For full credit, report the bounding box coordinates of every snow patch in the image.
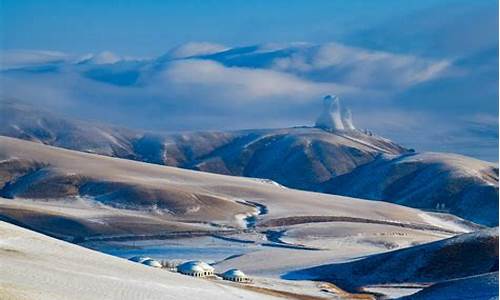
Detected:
[419,213,471,233]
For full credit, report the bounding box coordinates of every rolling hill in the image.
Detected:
[1,99,498,226]
[0,220,281,300]
[325,152,499,226]
[284,228,498,292]
[399,272,499,300]
[0,135,473,242]
[0,135,486,300]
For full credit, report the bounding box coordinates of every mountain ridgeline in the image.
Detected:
[0,98,498,226]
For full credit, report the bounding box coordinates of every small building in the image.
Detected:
[221,269,250,282]
[142,258,163,268]
[129,256,152,263]
[177,261,214,277]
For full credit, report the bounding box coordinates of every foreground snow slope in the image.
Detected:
[0,221,280,300]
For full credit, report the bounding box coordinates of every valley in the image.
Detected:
[0,135,494,299]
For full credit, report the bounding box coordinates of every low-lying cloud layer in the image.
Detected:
[273,43,452,89]
[0,40,497,161]
[162,58,353,102]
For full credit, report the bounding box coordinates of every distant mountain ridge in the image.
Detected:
[0,98,407,191]
[0,99,497,226]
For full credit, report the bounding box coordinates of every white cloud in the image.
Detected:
[167,42,229,59]
[0,42,494,160]
[161,59,357,102]
[0,50,71,70]
[272,43,452,89]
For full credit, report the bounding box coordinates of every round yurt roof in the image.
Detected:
[142,259,162,268]
[222,269,247,278]
[184,264,205,273]
[177,260,213,273]
[197,261,214,272]
[129,256,151,263]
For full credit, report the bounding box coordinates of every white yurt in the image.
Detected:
[129,256,152,263]
[221,269,249,282]
[177,261,214,277]
[142,259,162,268]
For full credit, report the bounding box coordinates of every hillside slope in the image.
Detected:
[326,153,499,226]
[0,220,280,300]
[0,136,485,299]
[399,272,499,300]
[284,228,498,291]
[0,99,406,191]
[1,100,497,226]
[0,136,476,241]
[0,99,139,157]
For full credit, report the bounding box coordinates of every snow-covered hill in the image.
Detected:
[0,136,486,300]
[1,99,497,226]
[0,220,281,300]
[326,152,499,226]
[1,136,472,241]
[0,99,138,157]
[284,228,498,292]
[399,272,499,300]
[0,98,407,191]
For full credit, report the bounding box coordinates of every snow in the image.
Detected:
[400,272,499,300]
[251,178,286,188]
[281,227,497,299]
[0,221,281,300]
[362,285,425,298]
[337,133,393,153]
[0,221,383,299]
[418,213,472,233]
[0,135,457,228]
[0,136,490,300]
[328,151,498,226]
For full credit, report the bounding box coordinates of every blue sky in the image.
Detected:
[0,0,498,161]
[1,0,479,56]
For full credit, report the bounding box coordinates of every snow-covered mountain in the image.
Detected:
[0,99,497,226]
